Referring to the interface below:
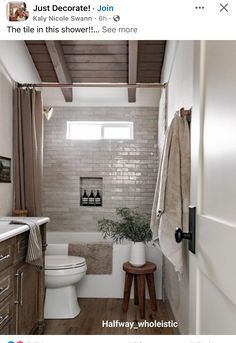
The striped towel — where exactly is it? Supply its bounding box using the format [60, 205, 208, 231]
[10, 219, 43, 267]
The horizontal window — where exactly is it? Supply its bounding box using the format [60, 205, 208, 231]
[66, 121, 133, 140]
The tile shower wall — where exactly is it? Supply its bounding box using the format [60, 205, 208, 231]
[43, 107, 158, 231]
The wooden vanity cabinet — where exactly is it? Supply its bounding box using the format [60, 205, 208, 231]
[0, 224, 46, 335]
[14, 231, 40, 334]
[0, 238, 15, 334]
[15, 261, 39, 334]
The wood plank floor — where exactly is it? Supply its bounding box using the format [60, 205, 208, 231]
[44, 298, 178, 335]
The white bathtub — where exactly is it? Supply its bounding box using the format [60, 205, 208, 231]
[46, 232, 163, 299]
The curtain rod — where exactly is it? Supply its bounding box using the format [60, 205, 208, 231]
[17, 82, 167, 89]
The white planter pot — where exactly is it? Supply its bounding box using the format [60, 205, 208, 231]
[129, 242, 146, 267]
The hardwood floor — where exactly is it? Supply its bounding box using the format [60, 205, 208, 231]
[44, 298, 179, 335]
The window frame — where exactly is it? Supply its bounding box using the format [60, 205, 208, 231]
[66, 121, 134, 140]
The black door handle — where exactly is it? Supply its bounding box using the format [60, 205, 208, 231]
[175, 228, 192, 243]
[174, 206, 196, 254]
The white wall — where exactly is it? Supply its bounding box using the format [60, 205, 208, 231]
[0, 41, 40, 83]
[162, 41, 194, 123]
[161, 40, 194, 334]
[43, 84, 161, 107]
[0, 65, 13, 215]
[0, 41, 40, 216]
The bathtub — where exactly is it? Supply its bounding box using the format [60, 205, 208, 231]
[46, 232, 163, 299]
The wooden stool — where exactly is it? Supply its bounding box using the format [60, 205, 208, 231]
[122, 261, 157, 318]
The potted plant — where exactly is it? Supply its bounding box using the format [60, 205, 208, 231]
[98, 207, 152, 267]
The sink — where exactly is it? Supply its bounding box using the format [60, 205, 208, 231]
[0, 217, 50, 242]
[0, 220, 28, 241]
[0, 220, 22, 235]
[0, 220, 11, 225]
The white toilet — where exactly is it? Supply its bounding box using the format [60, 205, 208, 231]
[44, 255, 87, 319]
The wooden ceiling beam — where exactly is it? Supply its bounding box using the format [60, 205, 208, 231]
[128, 41, 138, 103]
[45, 41, 73, 102]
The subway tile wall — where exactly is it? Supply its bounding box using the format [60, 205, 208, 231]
[43, 107, 158, 232]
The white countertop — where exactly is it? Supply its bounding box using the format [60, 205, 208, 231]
[0, 217, 50, 242]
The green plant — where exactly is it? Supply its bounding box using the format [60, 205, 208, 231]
[98, 207, 152, 244]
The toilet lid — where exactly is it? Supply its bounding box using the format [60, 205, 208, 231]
[45, 255, 86, 270]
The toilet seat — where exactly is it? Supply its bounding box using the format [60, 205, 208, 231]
[45, 255, 86, 270]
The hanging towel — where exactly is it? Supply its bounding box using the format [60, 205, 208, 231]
[150, 112, 190, 275]
[10, 218, 43, 267]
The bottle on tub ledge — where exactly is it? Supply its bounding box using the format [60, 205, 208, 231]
[82, 189, 89, 206]
[88, 190, 95, 206]
[95, 190, 102, 206]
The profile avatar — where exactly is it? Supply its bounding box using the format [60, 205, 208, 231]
[7, 2, 29, 21]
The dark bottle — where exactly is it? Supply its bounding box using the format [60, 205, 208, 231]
[88, 190, 95, 206]
[82, 190, 89, 206]
[95, 190, 102, 206]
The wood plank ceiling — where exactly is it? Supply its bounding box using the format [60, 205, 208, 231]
[25, 40, 166, 102]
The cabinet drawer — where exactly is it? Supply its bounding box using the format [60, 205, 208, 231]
[15, 232, 29, 263]
[0, 239, 14, 272]
[0, 317, 14, 334]
[0, 268, 13, 302]
[0, 295, 14, 331]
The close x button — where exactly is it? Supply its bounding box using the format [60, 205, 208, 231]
[220, 3, 229, 12]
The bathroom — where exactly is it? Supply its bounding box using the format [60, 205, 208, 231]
[0, 40, 236, 335]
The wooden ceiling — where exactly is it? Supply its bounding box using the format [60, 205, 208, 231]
[25, 40, 166, 102]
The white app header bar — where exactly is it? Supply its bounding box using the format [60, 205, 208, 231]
[0, 0, 235, 40]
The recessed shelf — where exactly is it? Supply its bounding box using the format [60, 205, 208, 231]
[80, 177, 103, 207]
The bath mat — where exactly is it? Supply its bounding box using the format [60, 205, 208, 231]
[68, 241, 113, 274]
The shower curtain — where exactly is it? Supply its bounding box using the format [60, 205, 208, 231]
[13, 87, 44, 216]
